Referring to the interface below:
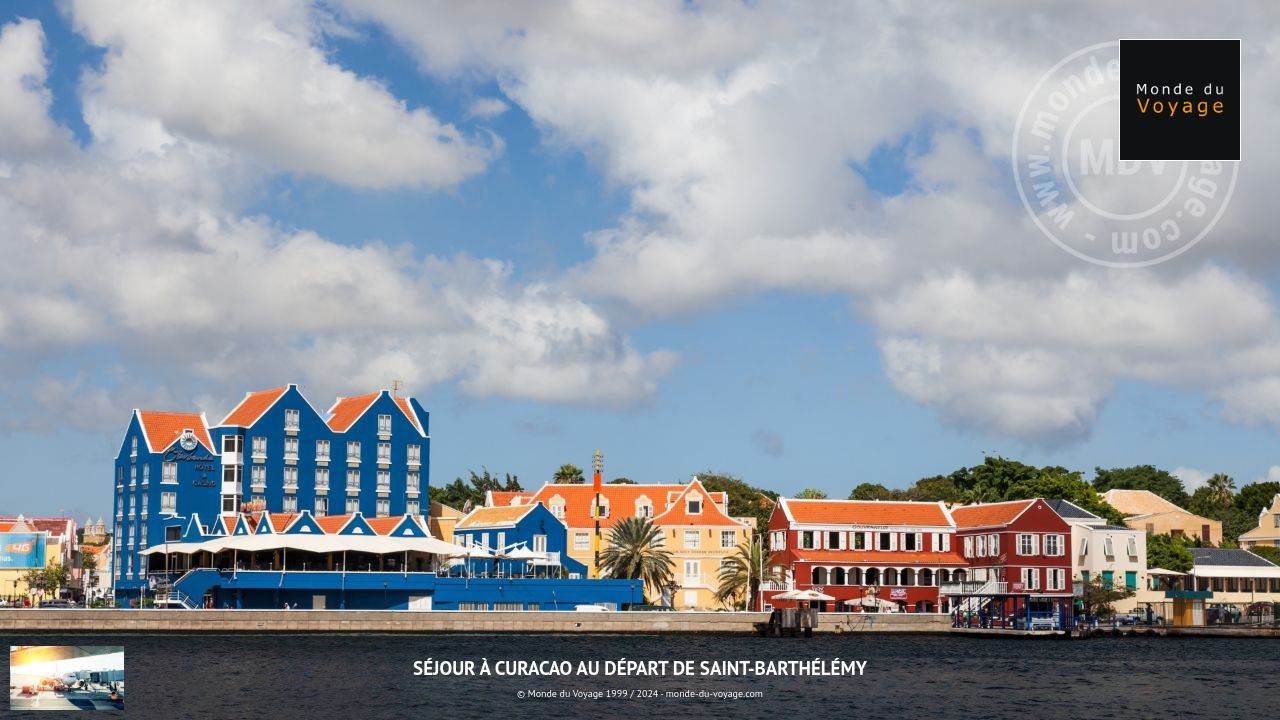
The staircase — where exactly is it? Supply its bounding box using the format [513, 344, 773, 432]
[153, 574, 200, 609]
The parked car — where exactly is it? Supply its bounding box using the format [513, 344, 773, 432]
[574, 604, 609, 612]
[37, 600, 73, 609]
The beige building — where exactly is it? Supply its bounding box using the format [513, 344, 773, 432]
[487, 478, 754, 609]
[1238, 493, 1280, 549]
[1101, 489, 1222, 545]
[1134, 548, 1280, 625]
[1046, 500, 1146, 613]
[427, 500, 462, 544]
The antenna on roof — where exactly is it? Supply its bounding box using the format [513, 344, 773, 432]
[391, 379, 402, 394]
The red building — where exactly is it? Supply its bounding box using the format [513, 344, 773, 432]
[948, 499, 1074, 626]
[764, 499, 966, 613]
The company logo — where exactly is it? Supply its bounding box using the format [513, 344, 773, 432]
[5, 542, 33, 553]
[179, 429, 199, 452]
[1012, 41, 1237, 267]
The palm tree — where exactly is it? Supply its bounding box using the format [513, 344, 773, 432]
[1206, 473, 1236, 506]
[598, 517, 673, 600]
[962, 482, 999, 504]
[716, 535, 780, 610]
[553, 463, 585, 484]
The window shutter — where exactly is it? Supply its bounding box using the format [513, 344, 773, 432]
[1031, 535, 1040, 556]
[889, 533, 897, 551]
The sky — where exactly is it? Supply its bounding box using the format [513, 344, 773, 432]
[3, 1, 1280, 520]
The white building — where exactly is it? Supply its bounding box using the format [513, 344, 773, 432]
[1045, 499, 1146, 613]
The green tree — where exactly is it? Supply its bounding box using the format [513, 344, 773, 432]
[1077, 573, 1136, 618]
[608, 477, 636, 485]
[795, 488, 828, 499]
[1234, 481, 1280, 519]
[1092, 465, 1189, 507]
[715, 536, 780, 610]
[1146, 533, 1194, 573]
[849, 483, 894, 500]
[1187, 486, 1230, 520]
[696, 472, 779, 537]
[554, 464, 585, 484]
[1248, 545, 1280, 565]
[907, 475, 964, 503]
[428, 469, 522, 511]
[599, 517, 674, 601]
[1006, 468, 1126, 525]
[1206, 473, 1236, 507]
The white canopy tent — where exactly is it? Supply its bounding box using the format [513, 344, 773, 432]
[140, 533, 467, 556]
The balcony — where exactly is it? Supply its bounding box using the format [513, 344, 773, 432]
[939, 580, 1007, 596]
[758, 580, 794, 592]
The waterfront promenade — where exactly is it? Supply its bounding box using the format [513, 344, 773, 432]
[0, 609, 951, 634]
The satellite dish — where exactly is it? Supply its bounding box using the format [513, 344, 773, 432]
[462, 500, 474, 513]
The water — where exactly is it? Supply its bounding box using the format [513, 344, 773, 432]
[4, 633, 1275, 719]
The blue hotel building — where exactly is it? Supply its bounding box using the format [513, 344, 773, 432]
[112, 385, 640, 610]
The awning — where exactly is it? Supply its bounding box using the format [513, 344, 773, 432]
[139, 534, 468, 556]
[1146, 567, 1187, 576]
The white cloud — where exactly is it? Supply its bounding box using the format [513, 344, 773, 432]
[68, 0, 496, 189]
[0, 19, 66, 157]
[1172, 467, 1213, 492]
[467, 97, 508, 119]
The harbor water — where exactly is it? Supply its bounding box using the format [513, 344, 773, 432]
[4, 633, 1274, 719]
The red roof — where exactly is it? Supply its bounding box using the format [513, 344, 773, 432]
[219, 387, 288, 427]
[315, 514, 354, 534]
[0, 517, 74, 538]
[394, 397, 424, 434]
[950, 500, 1036, 529]
[137, 411, 213, 453]
[780, 549, 967, 565]
[651, 480, 744, 527]
[489, 491, 531, 507]
[782, 499, 952, 527]
[327, 393, 380, 432]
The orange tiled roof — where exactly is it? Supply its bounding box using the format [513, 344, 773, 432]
[651, 480, 745, 527]
[950, 500, 1036, 528]
[315, 514, 354, 533]
[264, 513, 298, 532]
[0, 522, 12, 533]
[523, 481, 736, 529]
[489, 491, 530, 507]
[137, 411, 213, 453]
[365, 516, 406, 535]
[783, 499, 952, 527]
[219, 387, 288, 427]
[782, 549, 967, 565]
[394, 397, 424, 434]
[326, 393, 380, 432]
[457, 505, 535, 529]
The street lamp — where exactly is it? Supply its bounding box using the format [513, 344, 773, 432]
[383, 580, 388, 609]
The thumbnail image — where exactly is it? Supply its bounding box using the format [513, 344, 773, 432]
[8, 646, 123, 712]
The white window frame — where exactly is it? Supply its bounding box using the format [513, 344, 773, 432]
[252, 436, 266, 457]
[284, 466, 298, 489]
[963, 535, 973, 558]
[347, 469, 360, 490]
[1017, 533, 1037, 556]
[315, 467, 329, 490]
[683, 559, 700, 582]
[407, 471, 420, 491]
[377, 470, 391, 491]
[347, 440, 360, 459]
[721, 530, 736, 549]
[407, 444, 421, 464]
[1048, 568, 1066, 591]
[316, 497, 328, 516]
[377, 442, 391, 463]
[316, 439, 330, 460]
[285, 408, 300, 430]
[160, 491, 177, 515]
[283, 495, 298, 512]
[1045, 533, 1063, 556]
[574, 532, 590, 551]
[976, 534, 987, 557]
[285, 436, 299, 460]
[346, 498, 359, 514]
[378, 414, 392, 434]
[406, 499, 418, 515]
[162, 461, 178, 484]
[376, 498, 390, 517]
[1022, 567, 1038, 590]
[684, 529, 701, 549]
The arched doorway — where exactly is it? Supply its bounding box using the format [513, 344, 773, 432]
[812, 566, 828, 585]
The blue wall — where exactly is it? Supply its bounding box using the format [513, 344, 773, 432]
[454, 503, 588, 577]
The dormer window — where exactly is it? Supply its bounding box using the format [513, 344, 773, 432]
[592, 498, 610, 519]
[549, 495, 565, 518]
[686, 494, 702, 515]
[635, 495, 653, 518]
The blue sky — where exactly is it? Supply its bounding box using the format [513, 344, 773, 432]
[2, 2, 1279, 520]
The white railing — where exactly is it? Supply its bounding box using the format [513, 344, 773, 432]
[758, 580, 794, 591]
[939, 580, 1007, 596]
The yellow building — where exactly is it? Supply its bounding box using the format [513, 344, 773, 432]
[1238, 493, 1280, 549]
[427, 500, 462, 544]
[487, 478, 754, 609]
[0, 517, 76, 603]
[1101, 489, 1222, 545]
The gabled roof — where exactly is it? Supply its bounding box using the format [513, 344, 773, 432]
[136, 411, 214, 453]
[1101, 489, 1187, 516]
[387, 515, 429, 537]
[1044, 499, 1101, 521]
[780, 499, 953, 527]
[457, 505, 538, 529]
[488, 491, 531, 507]
[283, 512, 325, 535]
[336, 513, 376, 536]
[1190, 547, 1280, 568]
[325, 391, 425, 434]
[950, 499, 1037, 529]
[394, 397, 425, 434]
[520, 481, 731, 529]
[218, 386, 289, 427]
[651, 479, 747, 527]
[0, 517, 74, 539]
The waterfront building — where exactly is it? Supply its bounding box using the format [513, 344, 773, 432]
[1101, 489, 1221, 545]
[82, 542, 114, 603]
[112, 383, 638, 610]
[0, 516, 78, 602]
[453, 504, 587, 577]
[428, 500, 462, 544]
[1238, 493, 1280, 549]
[487, 478, 754, 608]
[1134, 548, 1280, 625]
[138, 510, 639, 610]
[763, 499, 965, 613]
[1045, 499, 1146, 613]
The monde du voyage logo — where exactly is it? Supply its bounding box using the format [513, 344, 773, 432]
[1014, 39, 1240, 267]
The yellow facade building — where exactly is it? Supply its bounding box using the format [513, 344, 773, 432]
[1101, 489, 1222, 545]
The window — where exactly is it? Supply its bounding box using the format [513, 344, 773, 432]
[346, 498, 359, 514]
[635, 499, 653, 518]
[117, 465, 124, 485]
[687, 495, 702, 514]
[131, 437, 138, 456]
[988, 534, 999, 556]
[347, 440, 360, 460]
[854, 532, 866, 550]
[551, 502, 565, 519]
[683, 560, 700, 582]
[1102, 537, 1115, 557]
[285, 408, 300, 430]
[347, 469, 360, 490]
[116, 496, 123, 518]
[1021, 567, 1038, 590]
[140, 493, 148, 516]
[684, 530, 701, 549]
[800, 531, 816, 550]
[1079, 536, 1089, 556]
[1125, 570, 1137, 590]
[406, 499, 418, 515]
[315, 467, 329, 489]
[903, 533, 918, 551]
[130, 463, 136, 485]
[161, 492, 177, 515]
[223, 434, 243, 454]
[162, 461, 177, 484]
[316, 497, 328, 515]
[284, 495, 298, 512]
[1047, 568, 1066, 591]
[376, 470, 391, 492]
[285, 437, 299, 459]
[376, 498, 389, 517]
[592, 498, 610, 519]
[377, 442, 391, 463]
[378, 414, 392, 434]
[574, 532, 590, 550]
[407, 471, 420, 492]
[976, 535, 987, 557]
[879, 532, 893, 551]
[963, 535, 973, 558]
[284, 466, 298, 489]
[251, 465, 266, 488]
[316, 439, 330, 460]
[252, 436, 266, 457]
[1102, 570, 1114, 589]
[407, 444, 421, 464]
[1044, 534, 1063, 556]
[1017, 533, 1037, 556]
[721, 531, 736, 549]
[1126, 536, 1138, 558]
[533, 535, 547, 553]
[222, 495, 236, 513]
[142, 464, 150, 485]
[771, 530, 786, 549]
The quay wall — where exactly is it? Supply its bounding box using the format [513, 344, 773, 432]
[0, 609, 950, 634]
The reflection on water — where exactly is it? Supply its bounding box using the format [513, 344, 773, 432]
[3, 633, 1274, 719]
